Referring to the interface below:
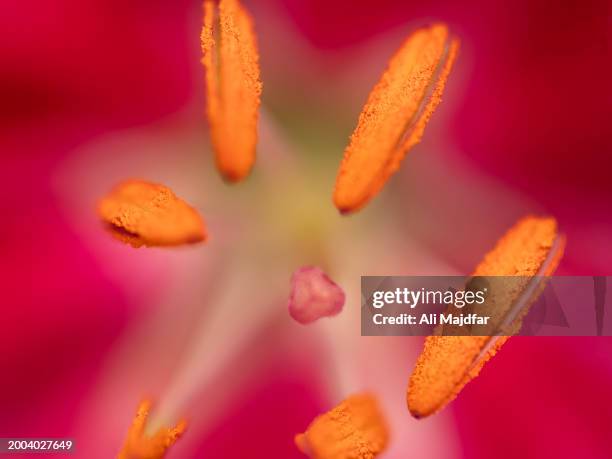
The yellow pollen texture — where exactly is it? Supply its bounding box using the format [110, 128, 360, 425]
[98, 180, 207, 248]
[407, 216, 565, 418]
[295, 393, 388, 459]
[118, 400, 186, 459]
[201, 0, 262, 182]
[333, 23, 460, 213]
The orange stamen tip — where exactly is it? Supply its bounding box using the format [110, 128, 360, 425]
[98, 179, 207, 248]
[118, 400, 187, 459]
[295, 393, 388, 459]
[333, 23, 460, 213]
[407, 216, 566, 418]
[202, 0, 262, 182]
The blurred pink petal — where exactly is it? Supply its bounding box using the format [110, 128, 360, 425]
[454, 337, 612, 459]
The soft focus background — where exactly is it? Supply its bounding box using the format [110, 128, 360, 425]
[1, 0, 611, 458]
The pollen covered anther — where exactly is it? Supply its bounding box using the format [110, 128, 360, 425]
[295, 393, 388, 459]
[407, 216, 566, 418]
[333, 23, 460, 213]
[98, 180, 207, 248]
[201, 0, 262, 182]
[118, 399, 186, 459]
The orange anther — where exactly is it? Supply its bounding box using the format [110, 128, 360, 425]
[98, 180, 206, 247]
[334, 23, 459, 213]
[295, 393, 388, 459]
[201, 0, 262, 182]
[118, 399, 186, 459]
[407, 216, 565, 418]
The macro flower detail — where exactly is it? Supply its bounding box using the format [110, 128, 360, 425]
[295, 393, 388, 459]
[118, 400, 186, 459]
[288, 266, 346, 324]
[407, 216, 565, 418]
[333, 23, 459, 214]
[4, 0, 612, 456]
[201, 0, 262, 182]
[98, 180, 207, 247]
